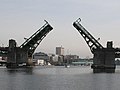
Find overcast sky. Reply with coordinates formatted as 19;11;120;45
0;0;120;58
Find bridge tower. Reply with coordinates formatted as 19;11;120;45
73;18;116;73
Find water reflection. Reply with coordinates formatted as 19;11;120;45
0;66;120;90
6;67;33;75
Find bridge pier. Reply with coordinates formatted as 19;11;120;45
7;39;28;68
91;41;116;73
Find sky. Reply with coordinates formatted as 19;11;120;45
0;0;120;58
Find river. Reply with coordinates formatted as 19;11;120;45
0;66;120;90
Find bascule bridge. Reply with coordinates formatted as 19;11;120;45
73;18;120;73
0;18;120;73
0;20;53;68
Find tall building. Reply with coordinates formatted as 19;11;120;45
56;46;64;55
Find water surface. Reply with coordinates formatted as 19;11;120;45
0;66;120;90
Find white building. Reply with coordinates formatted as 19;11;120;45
33;52;49;65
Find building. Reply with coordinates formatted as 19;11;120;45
56;46;64;55
65;55;79;60
49;54;59;62
49;54;64;65
33;52;49;60
71;58;93;66
64;55;79;64
33;52;49;65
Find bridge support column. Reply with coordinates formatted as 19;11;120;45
7;39;29;68
91;42;116;73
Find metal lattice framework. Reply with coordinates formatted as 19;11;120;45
73;18;104;53
20;20;53;57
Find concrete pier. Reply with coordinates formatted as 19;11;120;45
91;42;116;73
